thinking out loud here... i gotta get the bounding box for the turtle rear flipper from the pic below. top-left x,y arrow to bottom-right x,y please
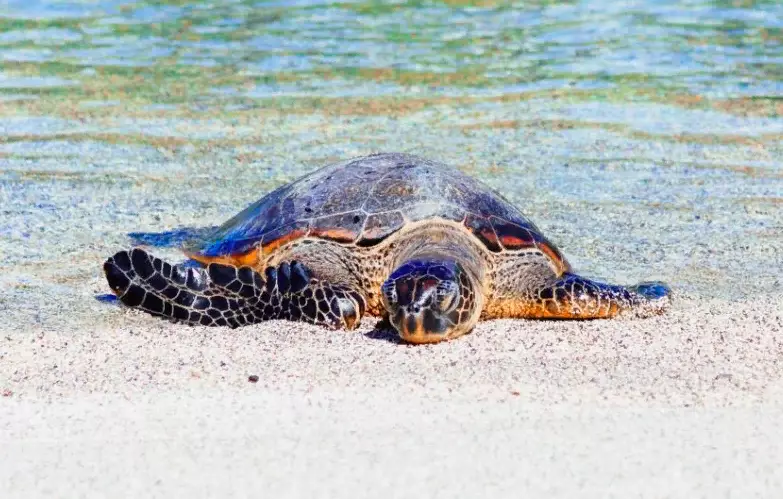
104,248 -> 365,329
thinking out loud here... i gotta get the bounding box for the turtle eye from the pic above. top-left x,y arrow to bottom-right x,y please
435,280 -> 459,313
381,280 -> 398,310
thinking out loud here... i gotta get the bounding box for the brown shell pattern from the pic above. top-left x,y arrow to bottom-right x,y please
185,153 -> 567,268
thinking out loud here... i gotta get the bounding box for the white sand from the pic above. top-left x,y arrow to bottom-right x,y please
2,294 -> 783,498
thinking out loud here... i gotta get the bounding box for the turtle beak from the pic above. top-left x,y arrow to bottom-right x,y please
392,307 -> 451,344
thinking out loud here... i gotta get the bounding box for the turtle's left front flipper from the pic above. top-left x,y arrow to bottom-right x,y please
524,273 -> 671,319
104,248 -> 365,329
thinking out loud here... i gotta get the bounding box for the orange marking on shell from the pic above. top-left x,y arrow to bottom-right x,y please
260,229 -> 309,256
490,218 -> 536,250
537,242 -> 570,274
184,248 -> 260,268
498,234 -> 534,249
309,227 -> 359,244
361,223 -> 395,241
479,229 -> 498,242
464,214 -> 501,252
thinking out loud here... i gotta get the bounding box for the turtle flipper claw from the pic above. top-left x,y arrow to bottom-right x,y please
330,288 -> 366,330
628,281 -> 671,301
627,281 -> 671,316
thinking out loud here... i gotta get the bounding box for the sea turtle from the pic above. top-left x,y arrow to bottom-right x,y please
104,152 -> 670,344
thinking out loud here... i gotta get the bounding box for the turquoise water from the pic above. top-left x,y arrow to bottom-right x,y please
1,1 -> 781,104
0,1 -> 781,326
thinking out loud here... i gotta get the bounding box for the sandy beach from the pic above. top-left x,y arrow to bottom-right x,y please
3,292 -> 783,497
2,0 -> 783,497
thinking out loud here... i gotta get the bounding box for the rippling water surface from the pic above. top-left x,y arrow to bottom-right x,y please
0,1 -> 781,323
1,1 -> 781,96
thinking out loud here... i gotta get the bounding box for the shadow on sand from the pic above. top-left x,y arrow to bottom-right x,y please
363,317 -> 402,344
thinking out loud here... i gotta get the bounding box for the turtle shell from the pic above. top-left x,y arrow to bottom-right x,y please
184,152 -> 568,270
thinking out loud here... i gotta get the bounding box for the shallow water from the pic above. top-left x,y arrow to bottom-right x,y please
0,0 -> 781,329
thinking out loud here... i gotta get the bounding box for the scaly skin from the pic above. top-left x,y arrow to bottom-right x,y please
103,153 -> 671,342
105,220 -> 670,342
104,248 -> 364,330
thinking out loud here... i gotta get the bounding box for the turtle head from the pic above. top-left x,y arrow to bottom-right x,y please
381,259 -> 479,344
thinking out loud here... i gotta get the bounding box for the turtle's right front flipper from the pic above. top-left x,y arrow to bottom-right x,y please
104,248 -> 365,329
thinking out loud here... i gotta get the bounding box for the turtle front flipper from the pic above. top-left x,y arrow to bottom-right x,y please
485,272 -> 671,320
524,273 -> 671,319
104,248 -> 365,329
